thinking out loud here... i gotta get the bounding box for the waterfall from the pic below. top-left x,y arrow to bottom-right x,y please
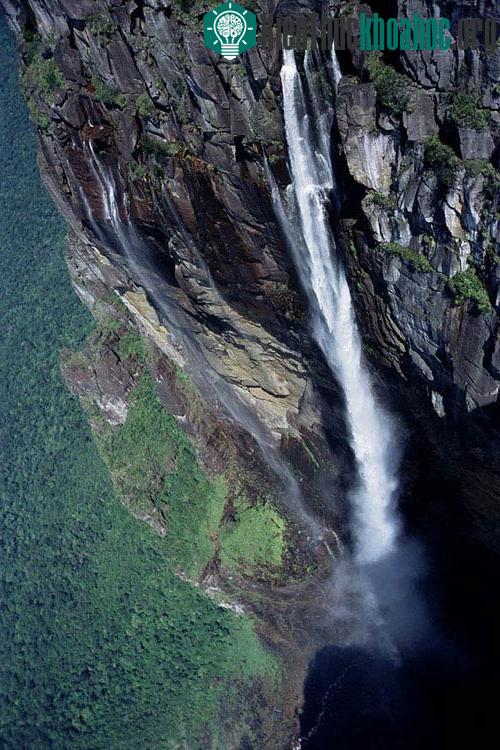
330,44 -> 342,87
277,50 -> 401,565
79,141 -> 329,550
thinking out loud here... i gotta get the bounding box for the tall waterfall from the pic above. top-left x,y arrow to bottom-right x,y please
277,50 -> 400,565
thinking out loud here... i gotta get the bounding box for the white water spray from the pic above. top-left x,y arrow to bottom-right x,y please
277,50 -> 401,565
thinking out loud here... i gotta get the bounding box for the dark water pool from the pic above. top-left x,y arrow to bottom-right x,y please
300,527 -> 499,749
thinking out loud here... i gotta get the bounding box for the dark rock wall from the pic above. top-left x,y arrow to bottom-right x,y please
2,0 -> 499,534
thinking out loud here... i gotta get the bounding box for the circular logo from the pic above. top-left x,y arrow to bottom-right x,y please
204,2 -> 257,60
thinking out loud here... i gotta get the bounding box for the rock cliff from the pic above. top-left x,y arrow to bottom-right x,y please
2,0 -> 500,734
3,0 -> 498,538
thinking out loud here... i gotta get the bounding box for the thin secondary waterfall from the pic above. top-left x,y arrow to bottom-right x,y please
81,142 -> 328,547
278,50 -> 400,565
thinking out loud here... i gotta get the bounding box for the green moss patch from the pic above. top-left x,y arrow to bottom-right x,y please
365,52 -> 411,116
448,269 -> 492,314
95,373 -> 227,577
379,242 -> 433,272
220,498 -> 286,575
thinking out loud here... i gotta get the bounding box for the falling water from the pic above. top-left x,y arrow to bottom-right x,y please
80,141 -> 329,549
277,50 -> 401,565
330,44 -> 342,87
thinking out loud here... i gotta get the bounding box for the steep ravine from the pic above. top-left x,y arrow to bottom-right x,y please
1,0 -> 500,747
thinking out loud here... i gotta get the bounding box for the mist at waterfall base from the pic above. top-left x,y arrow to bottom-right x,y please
275,51 -> 499,748
300,516 -> 500,749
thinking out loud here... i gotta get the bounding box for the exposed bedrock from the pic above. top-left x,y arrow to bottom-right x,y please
2,0 -> 499,540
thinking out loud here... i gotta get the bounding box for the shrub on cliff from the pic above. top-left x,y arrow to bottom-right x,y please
424,136 -> 459,188
135,91 -> 155,117
22,53 -> 64,103
448,269 -> 492,314
449,91 -> 490,130
369,191 -> 397,211
464,159 -> 500,201
365,52 -> 411,116
88,14 -> 118,41
21,52 -> 65,127
91,76 -> 127,109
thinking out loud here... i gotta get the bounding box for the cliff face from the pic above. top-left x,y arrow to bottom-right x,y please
4,0 -> 322,438
2,0 -> 500,745
2,1 -> 499,529
338,1 -> 500,416
6,0 -> 500,538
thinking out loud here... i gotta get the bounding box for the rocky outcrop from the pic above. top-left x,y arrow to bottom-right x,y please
2,0 -> 352,453
337,1 -> 500,422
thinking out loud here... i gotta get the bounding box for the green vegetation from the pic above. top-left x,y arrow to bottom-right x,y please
127,159 -> 147,181
379,242 -> 433,272
128,156 -> 165,183
164,140 -> 186,156
449,91 -> 490,129
369,191 -> 397,210
21,51 -> 65,128
116,328 -> 147,361
22,27 -> 42,64
463,159 -> 497,178
0,17 -> 275,748
95,374 -> 227,577
91,75 -> 127,108
94,314 -> 122,340
141,134 -> 178,157
463,159 -> 500,200
135,91 -> 156,117
220,500 -> 285,574
365,52 -> 411,115
448,269 -> 492,314
177,1 -> 213,29
88,13 -> 118,40
22,52 -> 64,102
92,368 -> 287,579
424,140 -> 499,196
424,135 -> 459,188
